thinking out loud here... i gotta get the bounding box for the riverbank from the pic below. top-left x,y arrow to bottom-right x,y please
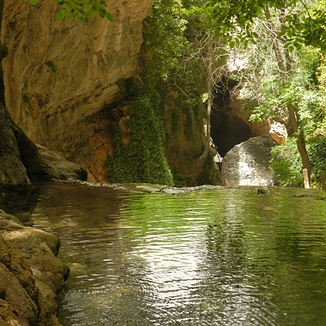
0,209 -> 69,325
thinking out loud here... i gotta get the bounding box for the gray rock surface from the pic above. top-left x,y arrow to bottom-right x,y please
221,135 -> 276,186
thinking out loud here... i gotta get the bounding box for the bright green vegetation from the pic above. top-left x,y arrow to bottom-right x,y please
105,0 -> 186,186
105,95 -> 174,186
26,0 -> 113,22
107,0 -> 326,187
106,0 -> 214,186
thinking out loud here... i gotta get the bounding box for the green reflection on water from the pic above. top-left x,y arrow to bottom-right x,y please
22,184 -> 326,326
113,188 -> 326,325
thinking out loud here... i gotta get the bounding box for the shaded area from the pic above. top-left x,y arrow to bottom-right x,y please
210,78 -> 251,157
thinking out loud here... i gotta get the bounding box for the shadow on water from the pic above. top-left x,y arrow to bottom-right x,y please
5,183 -> 326,326
0,186 -> 39,216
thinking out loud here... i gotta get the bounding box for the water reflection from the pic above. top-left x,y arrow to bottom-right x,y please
15,184 -> 326,326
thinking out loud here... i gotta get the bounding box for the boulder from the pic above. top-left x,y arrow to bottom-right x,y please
0,102 -> 87,187
221,135 -> 276,186
0,210 -> 69,325
36,144 -> 87,181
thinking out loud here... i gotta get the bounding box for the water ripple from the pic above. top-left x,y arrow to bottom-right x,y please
22,184 -> 326,326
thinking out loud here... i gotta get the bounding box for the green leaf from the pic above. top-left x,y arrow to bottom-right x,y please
30,0 -> 38,5
273,1 -> 283,10
105,12 -> 114,21
98,8 -> 105,18
92,2 -> 99,11
56,10 -> 64,21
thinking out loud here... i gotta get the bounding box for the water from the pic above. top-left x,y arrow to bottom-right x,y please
9,183 -> 326,325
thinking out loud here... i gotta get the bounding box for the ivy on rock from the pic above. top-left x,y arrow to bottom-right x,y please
26,0 -> 113,22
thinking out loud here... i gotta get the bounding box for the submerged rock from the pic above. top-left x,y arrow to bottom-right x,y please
221,135 -> 276,186
0,209 -> 69,325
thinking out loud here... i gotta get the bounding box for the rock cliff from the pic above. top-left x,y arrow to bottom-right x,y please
2,0 -> 152,182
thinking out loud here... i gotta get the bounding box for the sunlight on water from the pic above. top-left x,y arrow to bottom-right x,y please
19,183 -> 326,326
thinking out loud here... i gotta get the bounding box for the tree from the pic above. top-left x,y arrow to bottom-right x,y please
175,3 -> 228,186
0,0 -> 112,187
208,0 -> 326,188
183,31 -> 226,186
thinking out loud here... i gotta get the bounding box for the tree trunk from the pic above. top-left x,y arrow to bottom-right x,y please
185,37 -> 213,186
288,104 -> 311,177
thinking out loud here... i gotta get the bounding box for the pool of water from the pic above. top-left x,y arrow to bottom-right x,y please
11,183 -> 326,325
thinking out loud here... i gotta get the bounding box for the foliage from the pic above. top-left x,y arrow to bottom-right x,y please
271,133 -> 326,187
23,0 -> 326,187
308,134 -> 326,182
26,0 -> 113,22
105,96 -> 174,186
242,42 -> 325,187
105,0 -> 194,186
208,0 -> 326,51
106,0 -> 221,186
318,55 -> 326,107
270,138 -> 303,187
218,0 -> 326,186
112,0 -> 219,186
173,173 -> 186,187
244,46 -> 324,126
142,0 -> 187,83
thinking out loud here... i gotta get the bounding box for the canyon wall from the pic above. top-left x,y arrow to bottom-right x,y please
2,0 -> 152,182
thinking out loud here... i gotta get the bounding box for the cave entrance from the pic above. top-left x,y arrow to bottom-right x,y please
209,78 -> 251,157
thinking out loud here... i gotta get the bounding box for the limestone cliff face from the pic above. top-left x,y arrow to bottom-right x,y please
2,0 -> 152,182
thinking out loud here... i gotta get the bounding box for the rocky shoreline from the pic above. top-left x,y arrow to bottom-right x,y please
0,139 -> 87,326
0,209 -> 69,325
0,144 -> 85,325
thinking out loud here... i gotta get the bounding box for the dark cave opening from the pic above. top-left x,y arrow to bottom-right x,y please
209,77 -> 251,157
